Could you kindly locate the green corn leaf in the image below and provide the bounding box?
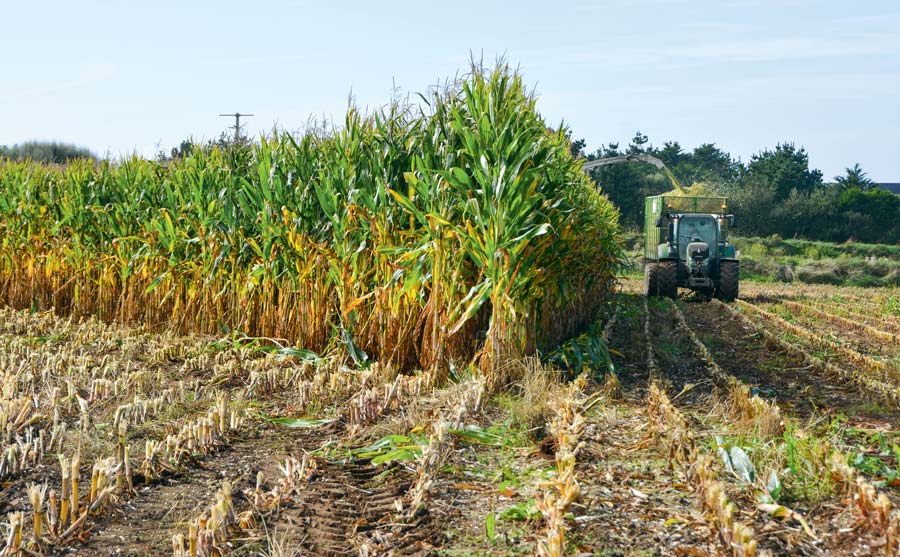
[265,417,335,428]
[485,511,496,543]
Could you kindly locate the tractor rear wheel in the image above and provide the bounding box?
[717,260,739,302]
[644,262,659,297]
[645,261,677,299]
[657,260,678,299]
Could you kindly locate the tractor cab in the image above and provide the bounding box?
[675,215,717,259]
[671,214,720,291]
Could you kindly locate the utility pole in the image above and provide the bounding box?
[219,113,254,144]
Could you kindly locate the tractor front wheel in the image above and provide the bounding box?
[717,260,739,302]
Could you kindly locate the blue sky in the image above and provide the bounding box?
[1,0,898,180]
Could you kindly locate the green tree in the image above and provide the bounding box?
[627,131,649,154]
[837,187,900,243]
[681,143,742,184]
[656,141,686,168]
[722,177,779,237]
[771,187,841,241]
[834,163,875,191]
[746,143,823,198]
[157,132,251,163]
[568,135,587,159]
[0,141,95,164]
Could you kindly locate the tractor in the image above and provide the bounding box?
[643,194,738,300]
[581,154,739,301]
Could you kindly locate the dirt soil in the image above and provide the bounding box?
[6,286,900,556]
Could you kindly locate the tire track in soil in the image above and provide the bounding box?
[685,300,900,428]
[0,461,61,515]
[645,299,720,405]
[49,426,313,557]
[609,294,720,403]
[607,296,652,400]
[270,459,439,556]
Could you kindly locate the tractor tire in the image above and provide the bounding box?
[717,260,739,302]
[644,263,659,297]
[645,261,677,299]
[657,260,678,299]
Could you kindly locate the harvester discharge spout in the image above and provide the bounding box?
[580,154,686,193]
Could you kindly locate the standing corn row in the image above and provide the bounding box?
[0,65,622,391]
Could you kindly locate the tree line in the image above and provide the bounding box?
[577,133,895,244]
[0,141,96,164]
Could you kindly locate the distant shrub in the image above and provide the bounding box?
[0,141,95,164]
[745,243,768,259]
[794,263,843,285]
[850,275,885,288]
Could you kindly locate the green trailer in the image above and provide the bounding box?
[643,194,739,301]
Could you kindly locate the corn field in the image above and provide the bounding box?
[0,67,620,385]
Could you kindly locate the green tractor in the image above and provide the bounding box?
[643,194,738,301]
[580,154,739,301]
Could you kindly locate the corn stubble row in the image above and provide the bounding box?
[0,307,346,554]
[702,300,900,550]
[778,300,900,346]
[715,299,900,553]
[0,314,217,487]
[536,376,586,557]
[1,393,244,556]
[171,482,240,557]
[645,382,759,557]
[171,453,315,557]
[830,451,900,556]
[520,306,614,555]
[730,300,900,403]
[0,304,464,556]
[743,284,900,332]
[0,66,620,386]
[404,377,485,519]
[642,299,759,557]
[167,373,486,557]
[795,298,900,336]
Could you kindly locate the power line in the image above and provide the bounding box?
[218,113,254,144]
